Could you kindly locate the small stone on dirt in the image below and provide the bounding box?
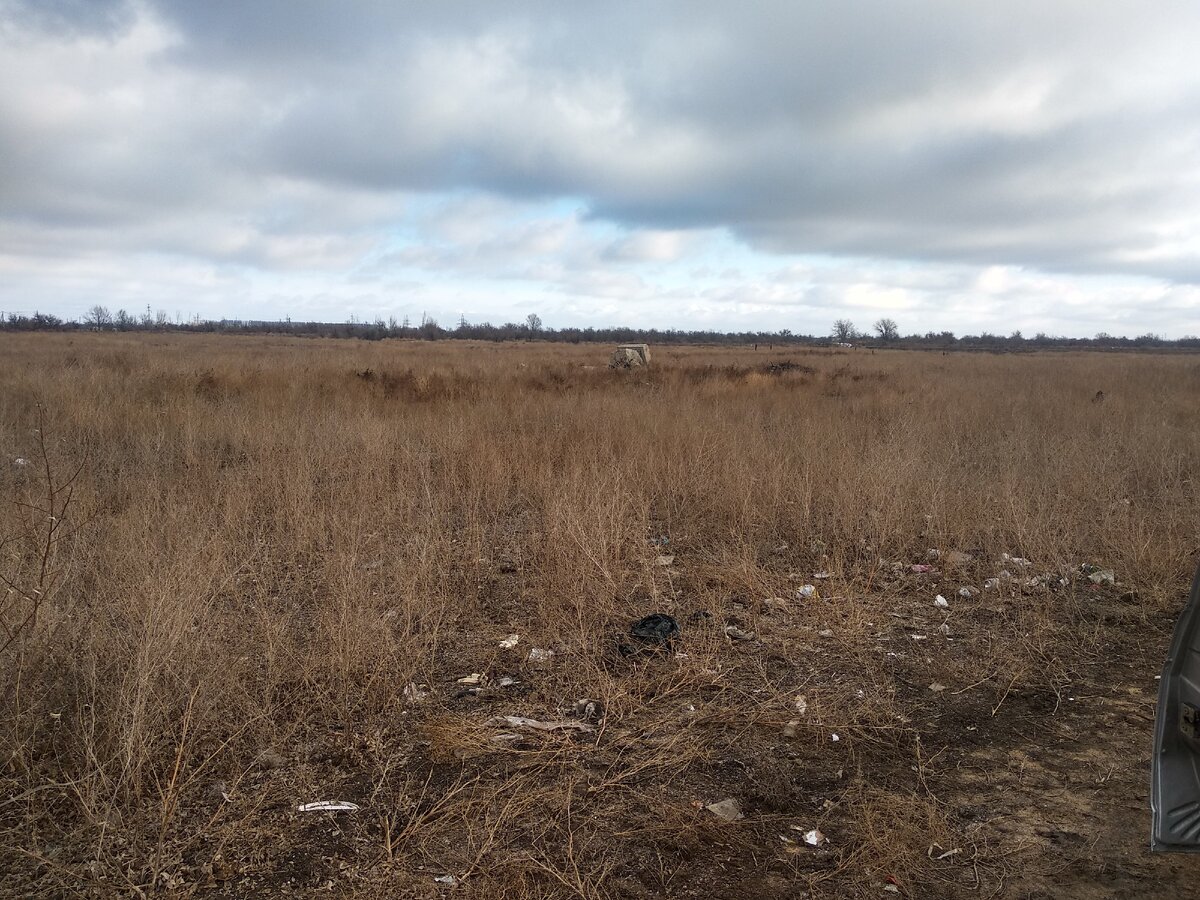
[705,798,744,821]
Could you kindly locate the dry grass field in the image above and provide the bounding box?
[2,332,1200,898]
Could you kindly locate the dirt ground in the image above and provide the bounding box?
[77,554,1197,900]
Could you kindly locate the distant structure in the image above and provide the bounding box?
[609,343,651,369]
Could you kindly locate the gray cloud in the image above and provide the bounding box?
[2,1,1200,331]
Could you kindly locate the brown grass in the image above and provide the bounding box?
[1,332,1198,898]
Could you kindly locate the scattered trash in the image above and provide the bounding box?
[456,673,487,685]
[928,845,961,861]
[1088,569,1116,585]
[574,698,604,722]
[1001,553,1032,569]
[831,733,840,742]
[724,625,756,641]
[803,828,827,847]
[884,885,901,894]
[958,587,977,598]
[795,694,808,715]
[910,564,939,574]
[944,550,974,566]
[528,648,555,662]
[910,634,927,641]
[929,682,946,693]
[783,720,801,738]
[705,798,744,821]
[655,555,675,567]
[938,622,951,635]
[818,629,834,638]
[983,578,1000,590]
[813,571,831,579]
[13,458,29,467]
[498,634,520,650]
[934,595,949,608]
[796,584,818,599]
[497,675,520,687]
[298,801,360,812]
[433,874,459,886]
[630,613,681,645]
[403,683,430,702]
[486,715,595,733]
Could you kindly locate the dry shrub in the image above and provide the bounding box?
[0,333,1197,896]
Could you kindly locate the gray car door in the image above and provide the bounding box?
[1152,561,1200,851]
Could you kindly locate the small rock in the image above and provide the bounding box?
[574,698,604,722]
[705,798,744,821]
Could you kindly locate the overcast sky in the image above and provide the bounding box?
[3,1,1200,336]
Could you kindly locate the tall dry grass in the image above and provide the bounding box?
[0,332,1198,896]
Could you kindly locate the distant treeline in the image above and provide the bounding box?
[2,307,1198,351]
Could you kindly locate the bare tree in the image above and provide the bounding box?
[832,319,856,342]
[526,313,543,333]
[83,305,112,329]
[873,318,899,341]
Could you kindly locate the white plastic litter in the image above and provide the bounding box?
[498,633,520,649]
[795,694,808,715]
[803,828,827,847]
[433,874,459,885]
[797,584,818,599]
[527,648,555,662]
[485,715,595,733]
[456,673,486,685]
[983,578,1000,590]
[297,801,360,812]
[934,595,949,608]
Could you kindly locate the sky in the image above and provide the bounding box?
[2,1,1200,337]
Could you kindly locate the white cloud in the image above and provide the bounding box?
[2,1,1200,335]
